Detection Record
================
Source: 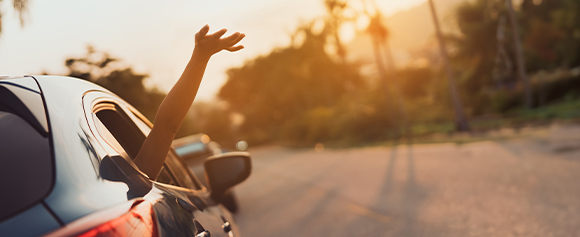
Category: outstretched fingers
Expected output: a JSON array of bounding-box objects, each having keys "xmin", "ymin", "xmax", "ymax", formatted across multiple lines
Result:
[
  {"xmin": 222, "ymin": 33, "xmax": 245, "ymax": 44},
  {"xmin": 230, "ymin": 33, "xmax": 245, "ymax": 45},
  {"xmin": 195, "ymin": 25, "xmax": 210, "ymax": 40},
  {"xmin": 210, "ymin": 28, "xmax": 228, "ymax": 39},
  {"xmin": 226, "ymin": 45, "xmax": 244, "ymax": 52},
  {"xmin": 221, "ymin": 33, "xmax": 245, "ymax": 52},
  {"xmin": 194, "ymin": 24, "xmax": 245, "ymax": 54}
]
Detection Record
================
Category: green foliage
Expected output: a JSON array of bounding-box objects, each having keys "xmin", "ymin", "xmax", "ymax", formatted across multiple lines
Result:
[
  {"xmin": 64, "ymin": 46, "xmax": 165, "ymax": 120},
  {"xmin": 217, "ymin": 38, "xmax": 444, "ymax": 145},
  {"xmin": 521, "ymin": 0, "xmax": 580, "ymax": 69},
  {"xmin": 452, "ymin": 0, "xmax": 508, "ymax": 115},
  {"xmin": 396, "ymin": 67, "xmax": 433, "ymax": 100},
  {"xmin": 449, "ymin": 0, "xmax": 580, "ymax": 115},
  {"xmin": 219, "ymin": 26, "xmax": 364, "ymax": 144},
  {"xmin": 62, "ymin": 46, "xmax": 240, "ymax": 147},
  {"xmin": 56, "ymin": 0, "xmax": 580, "ymax": 147},
  {"xmin": 177, "ymin": 102, "xmax": 237, "ymax": 147}
]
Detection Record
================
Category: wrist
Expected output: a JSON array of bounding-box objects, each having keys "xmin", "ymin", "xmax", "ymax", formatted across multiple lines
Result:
[{"xmin": 191, "ymin": 48, "xmax": 212, "ymax": 62}]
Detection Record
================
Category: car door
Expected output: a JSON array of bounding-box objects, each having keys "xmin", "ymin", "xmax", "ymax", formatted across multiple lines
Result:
[{"xmin": 82, "ymin": 91, "xmax": 236, "ymax": 236}]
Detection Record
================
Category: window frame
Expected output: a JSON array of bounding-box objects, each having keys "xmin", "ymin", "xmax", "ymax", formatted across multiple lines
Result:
[
  {"xmin": 82, "ymin": 91, "xmax": 203, "ymax": 190},
  {"xmin": 126, "ymin": 107, "xmax": 204, "ymax": 190}
]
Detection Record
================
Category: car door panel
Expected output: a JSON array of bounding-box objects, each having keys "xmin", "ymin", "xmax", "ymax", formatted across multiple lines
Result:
[{"xmin": 151, "ymin": 183, "xmax": 231, "ymax": 237}]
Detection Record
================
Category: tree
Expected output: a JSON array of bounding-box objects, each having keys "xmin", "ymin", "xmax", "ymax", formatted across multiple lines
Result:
[
  {"xmin": 64, "ymin": 46, "xmax": 165, "ymax": 120},
  {"xmin": 451, "ymin": 0, "xmax": 580, "ymax": 111},
  {"xmin": 452, "ymin": 0, "xmax": 517, "ymax": 113},
  {"xmin": 218, "ymin": 25, "xmax": 364, "ymax": 144},
  {"xmin": 429, "ymin": 0, "xmax": 470, "ymax": 131},
  {"xmin": 505, "ymin": 0, "xmax": 532, "ymax": 109},
  {"xmin": 181, "ymin": 101, "xmax": 236, "ymax": 147},
  {"xmin": 323, "ymin": 0, "xmax": 354, "ymax": 63},
  {"xmin": 362, "ymin": 0, "xmax": 409, "ymax": 137},
  {"xmin": 0, "ymin": 0, "xmax": 28, "ymax": 36},
  {"xmin": 520, "ymin": 0, "xmax": 580, "ymax": 69}
]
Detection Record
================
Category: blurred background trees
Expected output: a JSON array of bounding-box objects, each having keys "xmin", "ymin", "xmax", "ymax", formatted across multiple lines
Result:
[
  {"xmin": 216, "ymin": 0, "xmax": 580, "ymax": 146},
  {"xmin": 40, "ymin": 0, "xmax": 580, "ymax": 147},
  {"xmin": 62, "ymin": 46, "xmax": 237, "ymax": 146},
  {"xmin": 450, "ymin": 0, "xmax": 580, "ymax": 113},
  {"xmin": 219, "ymin": 24, "xmax": 366, "ymax": 145},
  {"xmin": 64, "ymin": 46, "xmax": 166, "ymax": 120}
]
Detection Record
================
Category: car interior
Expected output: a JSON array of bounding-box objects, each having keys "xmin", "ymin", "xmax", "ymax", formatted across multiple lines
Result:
[{"xmin": 89, "ymin": 99, "xmax": 202, "ymax": 190}]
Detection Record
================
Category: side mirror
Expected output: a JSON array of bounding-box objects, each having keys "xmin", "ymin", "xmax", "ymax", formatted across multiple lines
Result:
[{"xmin": 204, "ymin": 152, "xmax": 251, "ymax": 195}]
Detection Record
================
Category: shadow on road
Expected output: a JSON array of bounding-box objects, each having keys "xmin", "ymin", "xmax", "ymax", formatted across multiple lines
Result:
[{"xmin": 344, "ymin": 138, "xmax": 431, "ymax": 236}]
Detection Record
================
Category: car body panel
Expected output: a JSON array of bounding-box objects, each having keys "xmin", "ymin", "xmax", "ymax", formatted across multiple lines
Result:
[
  {"xmin": 33, "ymin": 76, "xmax": 132, "ymax": 224},
  {"xmin": 0, "ymin": 203, "xmax": 60, "ymax": 236},
  {"xmin": 0, "ymin": 77, "xmax": 48, "ymax": 131},
  {"xmin": 1, "ymin": 76, "xmax": 240, "ymax": 236}
]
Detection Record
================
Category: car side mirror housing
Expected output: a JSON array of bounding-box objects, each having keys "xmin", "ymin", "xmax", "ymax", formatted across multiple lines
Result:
[{"xmin": 204, "ymin": 152, "xmax": 251, "ymax": 195}]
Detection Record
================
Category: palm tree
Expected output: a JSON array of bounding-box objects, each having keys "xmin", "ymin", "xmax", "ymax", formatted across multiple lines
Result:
[
  {"xmin": 505, "ymin": 0, "xmax": 532, "ymax": 109},
  {"xmin": 362, "ymin": 0, "xmax": 408, "ymax": 137},
  {"xmin": 324, "ymin": 0, "xmax": 349, "ymax": 64},
  {"xmin": 428, "ymin": 0, "xmax": 470, "ymax": 131}
]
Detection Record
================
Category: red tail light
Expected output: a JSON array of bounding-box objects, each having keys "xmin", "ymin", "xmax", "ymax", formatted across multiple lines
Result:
[
  {"xmin": 78, "ymin": 200, "xmax": 157, "ymax": 237},
  {"xmin": 45, "ymin": 200, "xmax": 158, "ymax": 237}
]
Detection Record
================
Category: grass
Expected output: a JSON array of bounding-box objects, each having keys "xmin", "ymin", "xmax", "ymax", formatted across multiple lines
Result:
[
  {"xmin": 405, "ymin": 99, "xmax": 580, "ymax": 145},
  {"xmin": 272, "ymin": 99, "xmax": 580, "ymax": 149}
]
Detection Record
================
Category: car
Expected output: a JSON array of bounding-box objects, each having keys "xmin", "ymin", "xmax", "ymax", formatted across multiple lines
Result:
[
  {"xmin": 0, "ymin": 75, "xmax": 251, "ymax": 237},
  {"xmin": 173, "ymin": 133, "xmax": 224, "ymax": 184},
  {"xmin": 173, "ymin": 134, "xmax": 239, "ymax": 213}
]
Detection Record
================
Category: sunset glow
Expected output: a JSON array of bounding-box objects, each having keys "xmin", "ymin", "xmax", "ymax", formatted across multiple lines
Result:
[{"xmin": 0, "ymin": 0, "xmax": 425, "ymax": 100}]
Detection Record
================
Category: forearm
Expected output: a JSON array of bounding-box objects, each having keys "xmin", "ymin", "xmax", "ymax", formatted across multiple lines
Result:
[
  {"xmin": 134, "ymin": 51, "xmax": 210, "ymax": 178},
  {"xmin": 156, "ymin": 51, "xmax": 209, "ymax": 132},
  {"xmin": 133, "ymin": 25, "xmax": 244, "ymax": 179}
]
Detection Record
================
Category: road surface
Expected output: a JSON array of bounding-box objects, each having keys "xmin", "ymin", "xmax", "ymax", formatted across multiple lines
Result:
[{"xmin": 233, "ymin": 124, "xmax": 580, "ymax": 236}]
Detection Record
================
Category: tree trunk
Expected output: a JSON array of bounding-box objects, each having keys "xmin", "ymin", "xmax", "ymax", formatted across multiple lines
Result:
[
  {"xmin": 505, "ymin": 0, "xmax": 532, "ymax": 109},
  {"xmin": 428, "ymin": 0, "xmax": 470, "ymax": 131}
]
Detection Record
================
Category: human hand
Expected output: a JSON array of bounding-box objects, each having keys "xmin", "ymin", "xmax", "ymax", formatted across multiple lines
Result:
[{"xmin": 193, "ymin": 25, "xmax": 245, "ymax": 59}]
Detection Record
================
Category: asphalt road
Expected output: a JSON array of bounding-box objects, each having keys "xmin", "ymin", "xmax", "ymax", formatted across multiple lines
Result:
[{"xmin": 232, "ymin": 124, "xmax": 580, "ymax": 237}]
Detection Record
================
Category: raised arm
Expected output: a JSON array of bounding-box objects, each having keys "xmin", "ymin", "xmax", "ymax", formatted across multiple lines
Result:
[{"xmin": 134, "ymin": 25, "xmax": 245, "ymax": 179}]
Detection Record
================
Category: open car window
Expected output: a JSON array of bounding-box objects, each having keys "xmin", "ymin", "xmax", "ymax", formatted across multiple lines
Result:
[
  {"xmin": 93, "ymin": 103, "xmax": 144, "ymax": 159},
  {"xmin": 126, "ymin": 109, "xmax": 203, "ymax": 190},
  {"xmin": 86, "ymin": 96, "xmax": 202, "ymax": 190}
]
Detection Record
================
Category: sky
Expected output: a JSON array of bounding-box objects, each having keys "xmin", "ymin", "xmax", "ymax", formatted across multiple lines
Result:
[{"xmin": 0, "ymin": 0, "xmax": 425, "ymax": 100}]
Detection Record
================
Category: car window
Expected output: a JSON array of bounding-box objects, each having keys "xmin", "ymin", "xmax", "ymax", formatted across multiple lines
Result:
[
  {"xmin": 0, "ymin": 85, "xmax": 52, "ymax": 221},
  {"xmin": 157, "ymin": 165, "xmax": 179, "ymax": 186},
  {"xmin": 94, "ymin": 108, "xmax": 183, "ymax": 187},
  {"xmin": 93, "ymin": 104, "xmax": 145, "ymax": 159},
  {"xmin": 127, "ymin": 110, "xmax": 203, "ymax": 190},
  {"xmin": 164, "ymin": 152, "xmax": 201, "ymax": 190},
  {"xmin": 174, "ymin": 142, "xmax": 208, "ymax": 157},
  {"xmin": 89, "ymin": 100, "xmax": 201, "ymax": 189}
]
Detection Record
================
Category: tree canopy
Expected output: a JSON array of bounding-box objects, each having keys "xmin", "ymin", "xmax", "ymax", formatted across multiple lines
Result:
[
  {"xmin": 64, "ymin": 46, "xmax": 165, "ymax": 120},
  {"xmin": 219, "ymin": 25, "xmax": 364, "ymax": 143}
]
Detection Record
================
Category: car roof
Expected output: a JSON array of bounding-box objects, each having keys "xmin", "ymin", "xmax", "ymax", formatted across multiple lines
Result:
[
  {"xmin": 0, "ymin": 75, "xmax": 31, "ymax": 79},
  {"xmin": 172, "ymin": 133, "xmax": 211, "ymax": 148}
]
